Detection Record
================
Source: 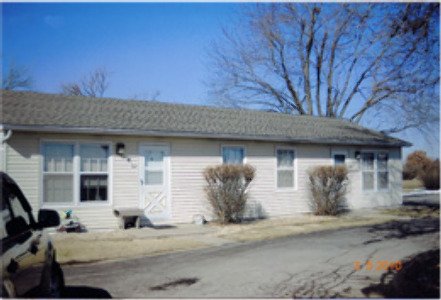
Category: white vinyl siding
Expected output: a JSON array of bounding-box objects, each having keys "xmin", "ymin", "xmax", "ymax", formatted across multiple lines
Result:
[
  {"xmin": 276, "ymin": 148, "xmax": 295, "ymax": 189},
  {"xmin": 171, "ymin": 140, "xmax": 222, "ymax": 222},
  {"xmin": 6, "ymin": 132, "xmax": 403, "ymax": 228}
]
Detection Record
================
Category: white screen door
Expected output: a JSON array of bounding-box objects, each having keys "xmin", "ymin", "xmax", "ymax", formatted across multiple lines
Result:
[{"xmin": 139, "ymin": 145, "xmax": 170, "ymax": 221}]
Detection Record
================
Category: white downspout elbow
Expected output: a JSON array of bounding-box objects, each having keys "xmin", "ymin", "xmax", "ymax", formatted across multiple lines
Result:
[
  {"xmin": 1, "ymin": 129, "xmax": 12, "ymax": 172},
  {"xmin": 1, "ymin": 129, "xmax": 12, "ymax": 143}
]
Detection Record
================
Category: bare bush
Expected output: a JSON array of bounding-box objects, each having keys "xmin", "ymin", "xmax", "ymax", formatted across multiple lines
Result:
[
  {"xmin": 403, "ymin": 151, "xmax": 432, "ymax": 180},
  {"xmin": 421, "ymin": 159, "xmax": 440, "ymax": 190},
  {"xmin": 308, "ymin": 165, "xmax": 349, "ymax": 216},
  {"xmin": 203, "ymin": 164, "xmax": 255, "ymax": 224}
]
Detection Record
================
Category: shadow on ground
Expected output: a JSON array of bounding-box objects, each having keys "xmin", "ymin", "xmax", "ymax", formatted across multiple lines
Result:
[
  {"xmin": 362, "ymin": 249, "xmax": 440, "ymax": 298},
  {"xmin": 403, "ymin": 201, "xmax": 439, "ymax": 208},
  {"xmin": 363, "ymin": 217, "xmax": 439, "ymax": 245},
  {"xmin": 62, "ymin": 286, "xmax": 112, "ymax": 298}
]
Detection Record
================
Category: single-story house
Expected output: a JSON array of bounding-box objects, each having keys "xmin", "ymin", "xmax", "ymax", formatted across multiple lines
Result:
[{"xmin": 0, "ymin": 90, "xmax": 410, "ymax": 229}]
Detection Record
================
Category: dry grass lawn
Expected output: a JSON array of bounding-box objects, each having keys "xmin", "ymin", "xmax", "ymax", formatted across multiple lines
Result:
[
  {"xmin": 403, "ymin": 178, "xmax": 424, "ymax": 191},
  {"xmin": 53, "ymin": 234, "xmax": 208, "ymax": 264},
  {"xmin": 213, "ymin": 212, "xmax": 404, "ymax": 242},
  {"xmin": 53, "ymin": 207, "xmax": 437, "ymax": 265},
  {"xmin": 380, "ymin": 206, "xmax": 439, "ymax": 218}
]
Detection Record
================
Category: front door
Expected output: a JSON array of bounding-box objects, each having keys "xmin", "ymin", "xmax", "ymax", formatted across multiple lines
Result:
[{"xmin": 139, "ymin": 145, "xmax": 170, "ymax": 221}]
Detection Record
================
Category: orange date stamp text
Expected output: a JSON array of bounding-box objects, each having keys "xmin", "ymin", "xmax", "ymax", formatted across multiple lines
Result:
[{"xmin": 354, "ymin": 260, "xmax": 402, "ymax": 271}]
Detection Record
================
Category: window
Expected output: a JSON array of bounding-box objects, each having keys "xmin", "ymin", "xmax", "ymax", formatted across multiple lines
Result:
[
  {"xmin": 277, "ymin": 148, "xmax": 295, "ymax": 188},
  {"xmin": 1, "ymin": 184, "xmax": 32, "ymax": 253},
  {"xmin": 362, "ymin": 152, "xmax": 389, "ymax": 191},
  {"xmin": 222, "ymin": 146, "xmax": 244, "ymax": 165},
  {"xmin": 42, "ymin": 142, "xmax": 110, "ymax": 205},
  {"xmin": 8, "ymin": 188, "xmax": 30, "ymax": 224},
  {"xmin": 43, "ymin": 143, "xmax": 74, "ymax": 204},
  {"xmin": 377, "ymin": 153, "xmax": 389, "ymax": 190},
  {"xmin": 333, "ymin": 154, "xmax": 346, "ymax": 166},
  {"xmin": 80, "ymin": 144, "xmax": 109, "ymax": 202},
  {"xmin": 3, "ymin": 182, "xmax": 31, "ymax": 229},
  {"xmin": 144, "ymin": 149, "xmax": 165, "ymax": 185},
  {"xmin": 362, "ymin": 153, "xmax": 375, "ymax": 190}
]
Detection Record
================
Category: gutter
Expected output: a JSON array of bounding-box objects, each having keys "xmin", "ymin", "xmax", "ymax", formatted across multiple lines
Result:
[{"xmin": 0, "ymin": 123, "xmax": 412, "ymax": 147}]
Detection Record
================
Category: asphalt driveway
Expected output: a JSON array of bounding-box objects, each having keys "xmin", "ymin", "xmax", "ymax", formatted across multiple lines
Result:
[{"xmin": 62, "ymin": 217, "xmax": 439, "ymax": 298}]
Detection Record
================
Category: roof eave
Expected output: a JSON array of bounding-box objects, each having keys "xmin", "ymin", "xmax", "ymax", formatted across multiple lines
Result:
[{"xmin": 1, "ymin": 123, "xmax": 411, "ymax": 147}]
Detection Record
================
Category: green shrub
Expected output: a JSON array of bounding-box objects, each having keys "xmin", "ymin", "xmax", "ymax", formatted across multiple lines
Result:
[
  {"xmin": 421, "ymin": 160, "xmax": 440, "ymax": 190},
  {"xmin": 203, "ymin": 164, "xmax": 255, "ymax": 224},
  {"xmin": 308, "ymin": 165, "xmax": 349, "ymax": 216}
]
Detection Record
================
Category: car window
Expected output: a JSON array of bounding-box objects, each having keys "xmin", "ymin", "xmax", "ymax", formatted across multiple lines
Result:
[
  {"xmin": 1, "ymin": 184, "xmax": 33, "ymax": 254},
  {"xmin": 8, "ymin": 188, "xmax": 30, "ymax": 225}
]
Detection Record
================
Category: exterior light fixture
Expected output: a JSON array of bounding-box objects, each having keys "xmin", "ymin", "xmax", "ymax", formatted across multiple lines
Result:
[
  {"xmin": 355, "ymin": 151, "xmax": 361, "ymax": 160},
  {"xmin": 116, "ymin": 143, "xmax": 125, "ymax": 157}
]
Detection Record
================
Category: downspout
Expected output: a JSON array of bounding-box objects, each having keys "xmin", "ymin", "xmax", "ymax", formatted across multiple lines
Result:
[
  {"xmin": 1, "ymin": 129, "xmax": 13, "ymax": 172},
  {"xmin": 1, "ymin": 129, "xmax": 13, "ymax": 143}
]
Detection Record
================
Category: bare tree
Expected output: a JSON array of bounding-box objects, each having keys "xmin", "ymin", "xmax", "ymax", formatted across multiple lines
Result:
[
  {"xmin": 2, "ymin": 65, "xmax": 32, "ymax": 90},
  {"xmin": 61, "ymin": 68, "xmax": 109, "ymax": 97},
  {"xmin": 208, "ymin": 3, "xmax": 439, "ymax": 134}
]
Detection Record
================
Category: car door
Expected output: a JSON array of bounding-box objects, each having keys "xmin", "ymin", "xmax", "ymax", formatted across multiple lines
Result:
[
  {"xmin": 0, "ymin": 187, "xmax": 15, "ymax": 297},
  {"xmin": 1, "ymin": 182, "xmax": 47, "ymax": 297}
]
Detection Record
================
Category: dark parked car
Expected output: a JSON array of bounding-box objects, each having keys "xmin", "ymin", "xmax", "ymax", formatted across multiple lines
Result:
[{"xmin": 1, "ymin": 172, "xmax": 64, "ymax": 297}]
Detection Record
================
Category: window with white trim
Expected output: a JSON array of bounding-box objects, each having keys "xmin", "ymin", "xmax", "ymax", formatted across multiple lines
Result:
[
  {"xmin": 277, "ymin": 149, "xmax": 295, "ymax": 188},
  {"xmin": 361, "ymin": 152, "xmax": 389, "ymax": 191},
  {"xmin": 42, "ymin": 142, "xmax": 110, "ymax": 205},
  {"xmin": 43, "ymin": 143, "xmax": 75, "ymax": 204},
  {"xmin": 80, "ymin": 144, "xmax": 109, "ymax": 202},
  {"xmin": 222, "ymin": 146, "xmax": 244, "ymax": 165}
]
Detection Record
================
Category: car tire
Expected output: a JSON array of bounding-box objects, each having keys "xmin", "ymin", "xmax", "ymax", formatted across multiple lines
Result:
[{"xmin": 48, "ymin": 262, "xmax": 65, "ymax": 298}]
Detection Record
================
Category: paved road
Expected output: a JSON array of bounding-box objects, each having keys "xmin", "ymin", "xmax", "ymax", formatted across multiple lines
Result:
[{"xmin": 62, "ymin": 218, "xmax": 439, "ymax": 298}]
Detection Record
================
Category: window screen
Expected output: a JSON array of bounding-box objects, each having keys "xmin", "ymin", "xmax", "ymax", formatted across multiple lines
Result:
[
  {"xmin": 222, "ymin": 147, "xmax": 245, "ymax": 165},
  {"xmin": 43, "ymin": 143, "xmax": 74, "ymax": 203},
  {"xmin": 277, "ymin": 149, "xmax": 295, "ymax": 188}
]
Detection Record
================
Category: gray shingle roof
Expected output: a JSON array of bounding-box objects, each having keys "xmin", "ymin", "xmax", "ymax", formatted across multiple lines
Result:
[{"xmin": 0, "ymin": 90, "xmax": 410, "ymax": 147}]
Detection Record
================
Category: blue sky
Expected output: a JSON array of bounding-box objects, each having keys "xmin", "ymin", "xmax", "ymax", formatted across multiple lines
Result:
[
  {"xmin": 2, "ymin": 3, "xmax": 439, "ymax": 159},
  {"xmin": 2, "ymin": 3, "xmax": 240, "ymax": 103}
]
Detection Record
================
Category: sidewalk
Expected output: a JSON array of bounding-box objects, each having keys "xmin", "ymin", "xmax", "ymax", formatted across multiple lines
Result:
[{"xmin": 52, "ymin": 207, "xmax": 435, "ymax": 265}]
